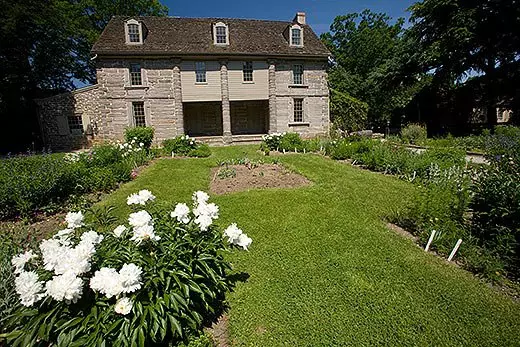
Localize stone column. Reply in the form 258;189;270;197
172;59;184;135
268;59;277;133
220;60;231;141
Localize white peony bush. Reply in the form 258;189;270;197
4;189;251;346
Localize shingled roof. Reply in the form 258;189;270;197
92;16;330;58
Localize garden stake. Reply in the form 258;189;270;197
294;147;297;153
448;239;463;261
171;151;175;158
425;229;436;251
303;148;306;154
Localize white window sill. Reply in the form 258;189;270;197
242;81;255;84
289;84;309;88
195;82;208;85
288;122;310;127
125;85;149;90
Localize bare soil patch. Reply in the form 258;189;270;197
386;222;419;242
210;164;311;195
206;314;230;347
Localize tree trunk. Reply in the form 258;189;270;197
485;58;497;131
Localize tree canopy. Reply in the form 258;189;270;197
0;0;168;152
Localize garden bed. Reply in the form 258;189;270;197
210;164;310;195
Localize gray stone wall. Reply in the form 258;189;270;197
36;85;100;150
96;59;177;144
272;60;330;137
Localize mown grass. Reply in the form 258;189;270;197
99;145;520;346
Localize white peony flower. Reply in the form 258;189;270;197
80;230;104;245
128;210;153;228
192;191;209;206
235;233;253;251
40;239;68;272
138;190;155;202
45;273;84;303
15;271;45;307
126;193;142;205
127;190;156;206
114;297;133;315
131;224;161;244
65;212;84;229
195;214;213;231
119;263;142;293
11;250;37;274
90;268;123;298
171;203;191;224
223;223;243;244
113;225;127;237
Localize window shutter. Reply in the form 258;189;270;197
56;116;70;135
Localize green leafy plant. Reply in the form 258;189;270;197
162;136;211;158
217;166;237;179
401;123;427;144
330;89;368;134
1;190;252;346
124;127;155;150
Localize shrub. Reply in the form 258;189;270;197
278;133;304;152
125;127;155;150
261;133;285;151
187;143;211;158
162;136;211;158
2;190;252;346
401;123;427;144
330;89;368;134
0;142;152;221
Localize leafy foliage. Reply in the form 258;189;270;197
0;142;152;220
330;89;368;133
162;136;211;158
1;192;249;346
400;123;427;144
0;0;168;152
124;127;155;150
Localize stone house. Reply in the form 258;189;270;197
37;12;331;149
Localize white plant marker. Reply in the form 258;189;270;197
425;229;436;251
320;145;323;152
283;149;286;154
448;239;463;262
303;148;306;154
294;147;297;153
171;151;175;158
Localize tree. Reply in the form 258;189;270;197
409;0;520;129
322;10;424;129
0;0;168;152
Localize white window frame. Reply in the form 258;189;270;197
293;98;304;123
213;22;229;45
195;62;207;83
243;61;254;82
292;64;304;85
125;19;143;45
290;24;303;47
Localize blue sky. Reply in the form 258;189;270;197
163;0;416;35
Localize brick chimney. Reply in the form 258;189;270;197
294;12;306;25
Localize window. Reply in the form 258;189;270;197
243;61;253;82
293;64;304;85
291;27;302;46
195;62;206;83
68;114;83;134
216;26;227;44
213;22;229;45
293;99;304;122
132;102;146;127
130;63;142;86
127;24;140;43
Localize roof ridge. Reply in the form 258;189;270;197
112;15;295;25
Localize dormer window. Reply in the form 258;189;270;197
290;24;303;47
125;19;143;44
213;22;229;45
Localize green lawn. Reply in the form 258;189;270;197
99;145;520;346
